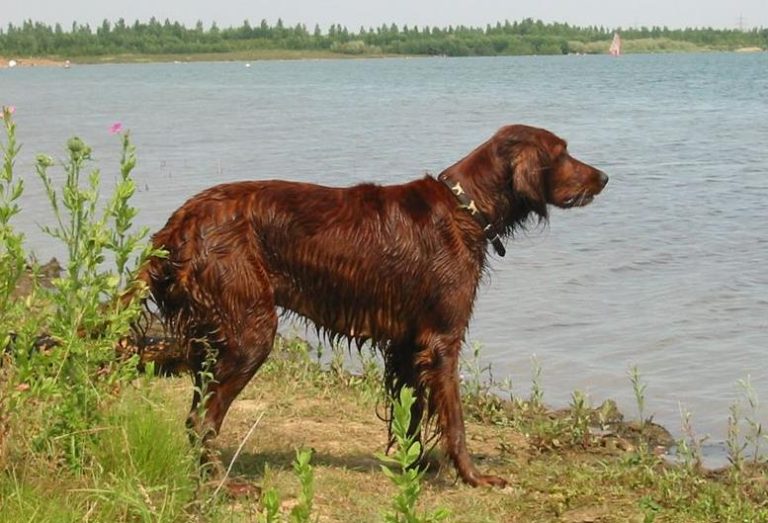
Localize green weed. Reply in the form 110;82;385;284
378;387;449;523
568;390;591;446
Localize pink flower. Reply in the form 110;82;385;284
1;105;15;118
109;122;123;135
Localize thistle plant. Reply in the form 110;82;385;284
0;105;30;466
36;130;159;338
27;128;162;466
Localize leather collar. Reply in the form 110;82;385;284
439;175;506;257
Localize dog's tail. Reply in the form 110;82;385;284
117;256;191;375
119;259;154;312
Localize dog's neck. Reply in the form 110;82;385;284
439;145;539;244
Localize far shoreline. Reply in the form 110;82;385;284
2;46;764;69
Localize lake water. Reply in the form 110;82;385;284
2;53;767;458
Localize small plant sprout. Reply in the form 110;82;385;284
260;487;281;523
290;448;315;523
460;341;492;400
329;341;346;381
727;399;746;472
530;355;544;411
569;389;591;445
676;403;704;471
738;376;766;465
629;365;648;433
190;344;219;478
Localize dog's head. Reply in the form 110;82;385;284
498;125;608;210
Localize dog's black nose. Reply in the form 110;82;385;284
598;171;609;188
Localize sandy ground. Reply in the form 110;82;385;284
0;56;71;68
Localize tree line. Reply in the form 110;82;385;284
1;17;766;57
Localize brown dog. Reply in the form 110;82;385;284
138;124;608;487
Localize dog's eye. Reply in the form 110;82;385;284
547;154;561;169
553;150;569;166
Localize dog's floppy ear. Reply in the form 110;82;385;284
511;144;546;203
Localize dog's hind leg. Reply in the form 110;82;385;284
418;334;508;488
185;257;278;465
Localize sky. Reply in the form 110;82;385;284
3;0;767;32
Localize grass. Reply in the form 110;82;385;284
0;381;199;522
3;330;768;522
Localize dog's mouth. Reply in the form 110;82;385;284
561;193;595;208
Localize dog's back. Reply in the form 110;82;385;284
145;177;477;344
